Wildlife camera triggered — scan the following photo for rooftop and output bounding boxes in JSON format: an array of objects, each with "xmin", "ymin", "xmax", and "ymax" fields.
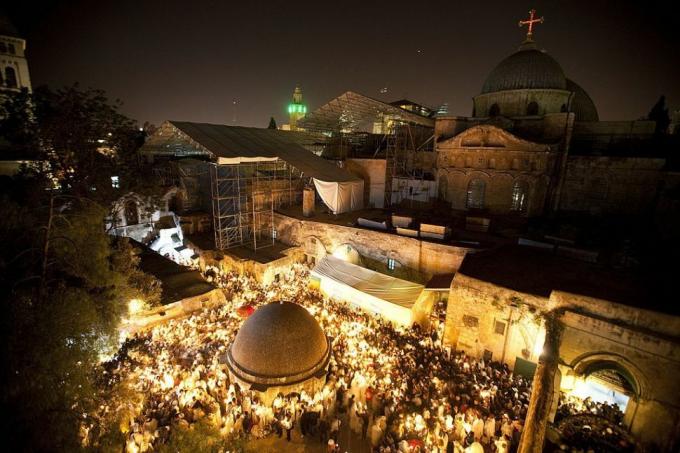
[
  {"xmin": 135, "ymin": 244, "xmax": 217, "ymax": 306},
  {"xmin": 459, "ymin": 245, "xmax": 661, "ymax": 312}
]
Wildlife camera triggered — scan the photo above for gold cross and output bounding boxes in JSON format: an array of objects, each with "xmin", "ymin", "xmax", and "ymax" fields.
[{"xmin": 519, "ymin": 9, "xmax": 544, "ymax": 41}]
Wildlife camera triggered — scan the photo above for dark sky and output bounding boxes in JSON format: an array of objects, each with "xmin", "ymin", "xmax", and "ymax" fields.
[{"xmin": 6, "ymin": 0, "xmax": 680, "ymax": 127}]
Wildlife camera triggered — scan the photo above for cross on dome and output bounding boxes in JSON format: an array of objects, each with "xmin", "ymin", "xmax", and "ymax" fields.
[{"xmin": 518, "ymin": 9, "xmax": 544, "ymax": 42}]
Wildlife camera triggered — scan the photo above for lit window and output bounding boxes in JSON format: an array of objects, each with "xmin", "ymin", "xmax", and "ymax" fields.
[
  {"xmin": 387, "ymin": 258, "xmax": 396, "ymax": 271},
  {"xmin": 111, "ymin": 176, "xmax": 120, "ymax": 188},
  {"xmin": 272, "ymin": 228, "xmax": 277, "ymax": 239}
]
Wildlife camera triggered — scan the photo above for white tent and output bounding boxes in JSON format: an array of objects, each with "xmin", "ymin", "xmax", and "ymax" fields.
[
  {"xmin": 313, "ymin": 179, "xmax": 364, "ymax": 215},
  {"xmin": 311, "ymin": 255, "xmax": 424, "ymax": 325}
]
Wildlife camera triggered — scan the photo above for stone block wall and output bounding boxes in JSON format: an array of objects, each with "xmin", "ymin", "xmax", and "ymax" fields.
[
  {"xmin": 560, "ymin": 156, "xmax": 665, "ymax": 215},
  {"xmin": 274, "ymin": 213, "xmax": 468, "ymax": 276}
]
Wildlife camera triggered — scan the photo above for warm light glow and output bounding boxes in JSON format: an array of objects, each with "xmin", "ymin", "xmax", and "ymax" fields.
[{"xmin": 128, "ymin": 298, "xmax": 145, "ymax": 315}]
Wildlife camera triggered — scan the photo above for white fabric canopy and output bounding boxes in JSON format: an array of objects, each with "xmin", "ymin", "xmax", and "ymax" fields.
[
  {"xmin": 313, "ymin": 178, "xmax": 364, "ymax": 214},
  {"xmin": 217, "ymin": 156, "xmax": 278, "ymax": 164},
  {"xmin": 311, "ymin": 255, "xmax": 424, "ymax": 325}
]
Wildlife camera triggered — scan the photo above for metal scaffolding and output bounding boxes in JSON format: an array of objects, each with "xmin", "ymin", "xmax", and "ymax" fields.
[{"xmin": 210, "ymin": 159, "xmax": 300, "ymax": 251}]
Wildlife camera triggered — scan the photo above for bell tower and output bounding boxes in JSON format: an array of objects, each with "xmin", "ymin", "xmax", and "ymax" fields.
[
  {"xmin": 0, "ymin": 14, "xmax": 32, "ymax": 95},
  {"xmin": 288, "ymin": 86, "xmax": 306, "ymax": 131}
]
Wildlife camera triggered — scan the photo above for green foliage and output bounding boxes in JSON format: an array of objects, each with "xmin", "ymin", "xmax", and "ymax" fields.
[
  {"xmin": 0, "ymin": 85, "xmax": 162, "ymax": 451},
  {"xmin": 0, "ymin": 84, "xmax": 155, "ymax": 203}
]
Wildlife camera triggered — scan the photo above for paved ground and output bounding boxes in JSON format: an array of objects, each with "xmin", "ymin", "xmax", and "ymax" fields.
[{"xmin": 245, "ymin": 422, "xmax": 372, "ymax": 453}]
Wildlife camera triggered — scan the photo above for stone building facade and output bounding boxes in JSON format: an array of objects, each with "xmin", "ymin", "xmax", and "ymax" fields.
[
  {"xmin": 436, "ymin": 125, "xmax": 557, "ymax": 216},
  {"xmin": 442, "ymin": 246, "xmax": 680, "ymax": 451},
  {"xmin": 429, "ymin": 35, "xmax": 671, "ymax": 220},
  {"xmin": 0, "ymin": 15, "xmax": 31, "ymax": 94}
]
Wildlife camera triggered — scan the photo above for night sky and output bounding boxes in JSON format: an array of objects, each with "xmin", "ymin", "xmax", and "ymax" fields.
[{"xmin": 6, "ymin": 0, "xmax": 679, "ymax": 128}]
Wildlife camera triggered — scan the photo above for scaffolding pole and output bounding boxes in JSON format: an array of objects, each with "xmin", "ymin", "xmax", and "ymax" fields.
[{"xmin": 210, "ymin": 159, "xmax": 301, "ymax": 252}]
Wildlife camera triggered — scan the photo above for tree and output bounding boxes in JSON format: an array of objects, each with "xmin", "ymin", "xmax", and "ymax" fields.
[
  {"xmin": 0, "ymin": 86, "xmax": 161, "ymax": 451},
  {"xmin": 267, "ymin": 116, "xmax": 277, "ymax": 129},
  {"xmin": 647, "ymin": 95, "xmax": 670, "ymax": 135}
]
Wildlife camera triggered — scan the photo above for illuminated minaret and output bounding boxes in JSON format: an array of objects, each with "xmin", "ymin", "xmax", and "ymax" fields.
[{"xmin": 287, "ymin": 86, "xmax": 306, "ymax": 131}]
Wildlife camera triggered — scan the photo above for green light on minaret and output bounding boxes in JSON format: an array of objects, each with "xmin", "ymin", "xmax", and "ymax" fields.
[{"xmin": 288, "ymin": 104, "xmax": 307, "ymax": 114}]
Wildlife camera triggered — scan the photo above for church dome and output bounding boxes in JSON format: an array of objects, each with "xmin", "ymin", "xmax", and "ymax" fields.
[
  {"xmin": 226, "ymin": 301, "xmax": 331, "ymax": 388},
  {"xmin": 566, "ymin": 79, "xmax": 599, "ymax": 121},
  {"xmin": 481, "ymin": 43, "xmax": 567, "ymax": 94}
]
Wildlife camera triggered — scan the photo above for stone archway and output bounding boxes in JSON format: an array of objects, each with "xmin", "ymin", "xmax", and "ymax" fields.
[
  {"xmin": 301, "ymin": 235, "xmax": 328, "ymax": 267},
  {"xmin": 564, "ymin": 352, "xmax": 648, "ymax": 432}
]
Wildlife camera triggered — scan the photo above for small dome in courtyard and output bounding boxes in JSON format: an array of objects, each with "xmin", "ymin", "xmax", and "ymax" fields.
[{"xmin": 226, "ymin": 301, "xmax": 331, "ymax": 389}]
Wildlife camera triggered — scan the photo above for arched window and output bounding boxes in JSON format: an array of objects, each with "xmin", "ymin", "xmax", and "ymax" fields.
[
  {"xmin": 511, "ymin": 180, "xmax": 529, "ymax": 212},
  {"xmin": 560, "ymin": 104, "xmax": 568, "ymax": 113},
  {"xmin": 489, "ymin": 103, "xmax": 500, "ymax": 117},
  {"xmin": 466, "ymin": 178, "xmax": 486, "ymax": 209},
  {"xmin": 124, "ymin": 200, "xmax": 139, "ymax": 225},
  {"xmin": 438, "ymin": 174, "xmax": 448, "ymax": 200},
  {"xmin": 4, "ymin": 67, "xmax": 17, "ymax": 88},
  {"xmin": 526, "ymin": 101, "xmax": 539, "ymax": 116}
]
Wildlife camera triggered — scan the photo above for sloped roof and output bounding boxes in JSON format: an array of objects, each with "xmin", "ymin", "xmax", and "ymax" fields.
[
  {"xmin": 299, "ymin": 91, "xmax": 435, "ymax": 133},
  {"xmin": 149, "ymin": 121, "xmax": 358, "ymax": 182},
  {"xmin": 312, "ymin": 255, "xmax": 424, "ymax": 309},
  {"xmin": 136, "ymin": 244, "xmax": 216, "ymax": 306}
]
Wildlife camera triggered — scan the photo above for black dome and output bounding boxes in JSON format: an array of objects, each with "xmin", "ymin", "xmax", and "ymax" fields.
[
  {"xmin": 482, "ymin": 43, "xmax": 567, "ymax": 94},
  {"xmin": 566, "ymin": 79, "xmax": 599, "ymax": 121}
]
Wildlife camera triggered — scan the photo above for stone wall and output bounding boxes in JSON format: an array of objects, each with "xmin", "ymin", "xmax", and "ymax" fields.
[
  {"xmin": 274, "ymin": 213, "xmax": 469, "ymax": 276},
  {"xmin": 345, "ymin": 158, "xmax": 386, "ymax": 208},
  {"xmin": 443, "ymin": 273, "xmax": 549, "ymax": 368},
  {"xmin": 444, "ymin": 272, "xmax": 680, "ymax": 451},
  {"xmin": 560, "ymin": 156, "xmax": 665, "ymax": 215}
]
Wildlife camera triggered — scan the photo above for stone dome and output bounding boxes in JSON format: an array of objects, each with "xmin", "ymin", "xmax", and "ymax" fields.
[
  {"xmin": 481, "ymin": 43, "xmax": 567, "ymax": 94},
  {"xmin": 566, "ymin": 79, "xmax": 599, "ymax": 122},
  {"xmin": 226, "ymin": 301, "xmax": 331, "ymax": 388}
]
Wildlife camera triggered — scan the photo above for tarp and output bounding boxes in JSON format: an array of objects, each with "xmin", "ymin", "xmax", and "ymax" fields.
[
  {"xmin": 168, "ymin": 121, "xmax": 359, "ymax": 182},
  {"xmin": 313, "ymin": 178, "xmax": 364, "ymax": 214},
  {"xmin": 311, "ymin": 255, "xmax": 424, "ymax": 325}
]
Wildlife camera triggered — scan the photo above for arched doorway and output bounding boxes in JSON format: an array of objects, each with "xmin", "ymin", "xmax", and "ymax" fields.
[
  {"xmin": 554, "ymin": 355, "xmax": 645, "ymax": 451},
  {"xmin": 302, "ymin": 236, "xmax": 327, "ymax": 266},
  {"xmin": 124, "ymin": 200, "xmax": 139, "ymax": 225}
]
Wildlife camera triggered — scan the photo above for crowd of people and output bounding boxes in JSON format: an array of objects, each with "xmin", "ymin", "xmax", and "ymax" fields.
[
  {"xmin": 85, "ymin": 263, "xmax": 536, "ymax": 452},
  {"xmin": 555, "ymin": 394, "xmax": 624, "ymax": 426}
]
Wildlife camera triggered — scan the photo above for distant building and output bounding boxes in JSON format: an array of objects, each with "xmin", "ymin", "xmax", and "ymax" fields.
[{"xmin": 0, "ymin": 13, "xmax": 31, "ymax": 95}]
